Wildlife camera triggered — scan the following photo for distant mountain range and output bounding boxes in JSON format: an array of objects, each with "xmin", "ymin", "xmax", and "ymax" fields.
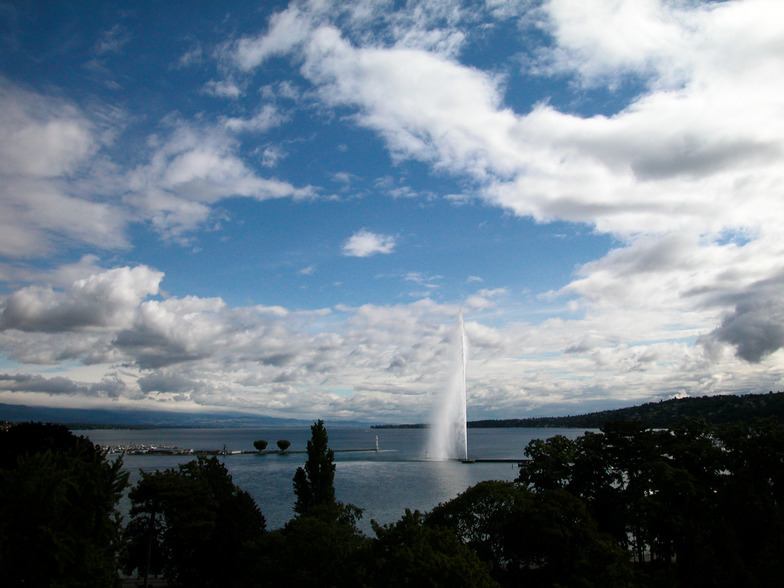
[
  {"xmin": 374, "ymin": 390, "xmax": 784, "ymax": 429},
  {"xmin": 4, "ymin": 390, "xmax": 782, "ymax": 430},
  {"xmin": 0, "ymin": 403, "xmax": 367, "ymax": 429}
]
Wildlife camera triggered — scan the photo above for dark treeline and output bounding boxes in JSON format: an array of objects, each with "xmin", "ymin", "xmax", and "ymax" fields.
[
  {"xmin": 373, "ymin": 390, "xmax": 784, "ymax": 429},
  {"xmin": 472, "ymin": 390, "xmax": 784, "ymax": 429},
  {"xmin": 2, "ymin": 417, "xmax": 783, "ymax": 586}
]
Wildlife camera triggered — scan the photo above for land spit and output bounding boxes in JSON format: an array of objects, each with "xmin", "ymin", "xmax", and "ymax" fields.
[{"xmin": 103, "ymin": 444, "xmax": 380, "ymax": 456}]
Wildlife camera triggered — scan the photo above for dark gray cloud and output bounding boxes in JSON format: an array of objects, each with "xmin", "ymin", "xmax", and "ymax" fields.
[
  {"xmin": 631, "ymin": 139, "xmax": 780, "ymax": 181},
  {"xmin": 91, "ymin": 375, "xmax": 141, "ymax": 398},
  {"xmin": 258, "ymin": 352, "xmax": 296, "ymax": 367},
  {"xmin": 697, "ymin": 270, "xmax": 784, "ymax": 363},
  {"xmin": 111, "ymin": 297, "xmax": 229, "ymax": 369},
  {"xmin": 0, "ymin": 372, "xmax": 135, "ymax": 399},
  {"xmin": 704, "ymin": 299, "xmax": 784, "ymax": 363},
  {"xmin": 0, "ymin": 373, "xmax": 86, "ymax": 395},
  {"xmin": 137, "ymin": 372, "xmax": 197, "ymax": 394},
  {"xmin": 114, "ymin": 328, "xmax": 207, "ymax": 369}
]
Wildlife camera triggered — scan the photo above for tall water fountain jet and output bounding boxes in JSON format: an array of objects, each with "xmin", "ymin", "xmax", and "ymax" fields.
[{"xmin": 427, "ymin": 312, "xmax": 468, "ymax": 461}]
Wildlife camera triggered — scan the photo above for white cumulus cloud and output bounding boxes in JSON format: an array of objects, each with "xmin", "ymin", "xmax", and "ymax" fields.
[
  {"xmin": 342, "ymin": 229, "xmax": 396, "ymax": 257},
  {"xmin": 0, "ymin": 265, "xmax": 163, "ymax": 332}
]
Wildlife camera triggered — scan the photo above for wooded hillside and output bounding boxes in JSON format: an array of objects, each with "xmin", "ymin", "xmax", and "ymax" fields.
[{"xmin": 469, "ymin": 390, "xmax": 784, "ymax": 429}]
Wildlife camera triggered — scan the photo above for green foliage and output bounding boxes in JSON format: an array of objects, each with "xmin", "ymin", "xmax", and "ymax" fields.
[
  {"xmin": 293, "ymin": 419, "xmax": 336, "ymax": 516},
  {"xmin": 429, "ymin": 481, "xmax": 630, "ymax": 587},
  {"xmin": 428, "ymin": 480, "xmax": 531, "ymax": 574},
  {"xmin": 276, "ymin": 439, "xmax": 291, "ymax": 451},
  {"xmin": 515, "ymin": 417, "xmax": 784, "ymax": 586},
  {"xmin": 262, "ymin": 507, "xmax": 368, "ymax": 587},
  {"xmin": 707, "ymin": 418, "xmax": 784, "ymax": 585},
  {"xmin": 0, "ymin": 422, "xmax": 128, "ymax": 587},
  {"xmin": 122, "ymin": 455, "xmax": 266, "ymax": 587},
  {"xmin": 512, "ymin": 489, "xmax": 631, "ymax": 587},
  {"xmin": 519, "ymin": 434, "xmax": 577, "ymax": 491},
  {"xmin": 366, "ymin": 509, "xmax": 499, "ymax": 587},
  {"xmin": 261, "ymin": 421, "xmax": 367, "ymax": 586},
  {"xmin": 253, "ymin": 439, "xmax": 268, "ymax": 451}
]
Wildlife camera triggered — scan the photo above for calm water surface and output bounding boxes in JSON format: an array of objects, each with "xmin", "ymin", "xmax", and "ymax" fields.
[{"xmin": 78, "ymin": 427, "xmax": 588, "ymax": 533}]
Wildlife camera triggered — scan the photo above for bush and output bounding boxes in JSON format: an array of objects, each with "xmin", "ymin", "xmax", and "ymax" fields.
[{"xmin": 0, "ymin": 422, "xmax": 128, "ymax": 587}]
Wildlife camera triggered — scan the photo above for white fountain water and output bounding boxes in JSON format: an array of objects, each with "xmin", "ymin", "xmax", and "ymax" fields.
[{"xmin": 427, "ymin": 312, "xmax": 468, "ymax": 461}]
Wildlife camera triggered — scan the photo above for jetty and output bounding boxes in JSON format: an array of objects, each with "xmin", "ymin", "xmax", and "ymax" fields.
[
  {"xmin": 104, "ymin": 443, "xmax": 381, "ymax": 457},
  {"xmin": 461, "ymin": 458, "xmax": 531, "ymax": 464},
  {"xmin": 256, "ymin": 447, "xmax": 380, "ymax": 456}
]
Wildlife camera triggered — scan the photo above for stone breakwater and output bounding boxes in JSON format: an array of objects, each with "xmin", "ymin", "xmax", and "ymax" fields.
[
  {"xmin": 102, "ymin": 444, "xmax": 381, "ymax": 456},
  {"xmin": 102, "ymin": 444, "xmax": 251, "ymax": 456}
]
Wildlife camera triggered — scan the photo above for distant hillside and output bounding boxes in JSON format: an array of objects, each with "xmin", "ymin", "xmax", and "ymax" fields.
[
  {"xmin": 373, "ymin": 391, "xmax": 784, "ymax": 430},
  {"xmin": 469, "ymin": 391, "xmax": 784, "ymax": 429},
  {"xmin": 0, "ymin": 403, "xmax": 356, "ymax": 429}
]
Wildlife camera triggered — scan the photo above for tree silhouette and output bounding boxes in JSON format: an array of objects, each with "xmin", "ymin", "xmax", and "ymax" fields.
[
  {"xmin": 277, "ymin": 439, "xmax": 291, "ymax": 452},
  {"xmin": 262, "ymin": 420, "xmax": 366, "ymax": 586},
  {"xmin": 122, "ymin": 456, "xmax": 266, "ymax": 587},
  {"xmin": 366, "ymin": 509, "xmax": 499, "ymax": 587},
  {"xmin": 293, "ymin": 420, "xmax": 335, "ymax": 516},
  {"xmin": 0, "ymin": 423, "xmax": 128, "ymax": 587},
  {"xmin": 254, "ymin": 439, "xmax": 268, "ymax": 451}
]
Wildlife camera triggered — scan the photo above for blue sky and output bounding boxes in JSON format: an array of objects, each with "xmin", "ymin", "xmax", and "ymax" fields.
[{"xmin": 1, "ymin": 0, "xmax": 783, "ymax": 423}]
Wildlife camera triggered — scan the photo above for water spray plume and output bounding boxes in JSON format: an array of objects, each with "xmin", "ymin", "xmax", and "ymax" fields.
[{"xmin": 427, "ymin": 312, "xmax": 468, "ymax": 460}]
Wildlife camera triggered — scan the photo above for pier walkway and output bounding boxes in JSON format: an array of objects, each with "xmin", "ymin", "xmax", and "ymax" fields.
[
  {"xmin": 461, "ymin": 458, "xmax": 530, "ymax": 464},
  {"xmin": 106, "ymin": 444, "xmax": 381, "ymax": 456}
]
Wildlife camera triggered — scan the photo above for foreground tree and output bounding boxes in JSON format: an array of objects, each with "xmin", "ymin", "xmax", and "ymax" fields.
[
  {"xmin": 293, "ymin": 419, "xmax": 337, "ymax": 515},
  {"xmin": 261, "ymin": 420, "xmax": 367, "ymax": 586},
  {"xmin": 263, "ymin": 508, "xmax": 367, "ymax": 587},
  {"xmin": 710, "ymin": 418, "xmax": 784, "ymax": 586},
  {"xmin": 122, "ymin": 456, "xmax": 266, "ymax": 587},
  {"xmin": 429, "ymin": 480, "xmax": 630, "ymax": 586},
  {"xmin": 515, "ymin": 418, "xmax": 784, "ymax": 586},
  {"xmin": 363, "ymin": 509, "xmax": 499, "ymax": 587},
  {"xmin": 0, "ymin": 422, "xmax": 128, "ymax": 587},
  {"xmin": 428, "ymin": 480, "xmax": 529, "ymax": 575},
  {"xmin": 511, "ymin": 489, "xmax": 631, "ymax": 587},
  {"xmin": 517, "ymin": 434, "xmax": 577, "ymax": 491}
]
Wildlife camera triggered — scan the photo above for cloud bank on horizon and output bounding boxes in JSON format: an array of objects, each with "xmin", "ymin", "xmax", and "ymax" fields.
[{"xmin": 0, "ymin": 0, "xmax": 782, "ymax": 422}]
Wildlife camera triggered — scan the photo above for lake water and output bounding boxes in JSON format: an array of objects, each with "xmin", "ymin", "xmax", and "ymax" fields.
[{"xmin": 77, "ymin": 426, "xmax": 588, "ymax": 533}]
